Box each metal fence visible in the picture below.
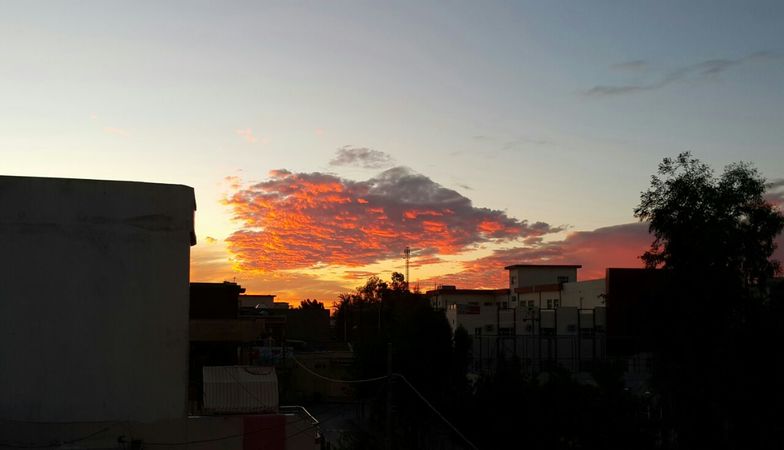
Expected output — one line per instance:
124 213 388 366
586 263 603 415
470 334 607 374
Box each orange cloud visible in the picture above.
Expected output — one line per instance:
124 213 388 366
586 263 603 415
224 167 560 272
425 223 654 288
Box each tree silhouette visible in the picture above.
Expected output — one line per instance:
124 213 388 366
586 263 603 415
297 298 326 310
635 152 783 284
635 152 784 449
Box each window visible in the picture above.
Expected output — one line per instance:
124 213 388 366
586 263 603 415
567 324 577 333
474 327 482 336
557 276 569 284
510 275 516 285
528 300 535 308
484 324 494 333
498 328 512 336
581 328 595 338
511 296 517 303
546 299 553 309
502 302 508 309
553 299 560 308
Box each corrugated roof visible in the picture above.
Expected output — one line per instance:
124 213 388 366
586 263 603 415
203 366 278 414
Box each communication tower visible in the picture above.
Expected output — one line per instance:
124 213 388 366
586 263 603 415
404 246 411 291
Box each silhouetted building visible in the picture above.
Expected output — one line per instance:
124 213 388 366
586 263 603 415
191 281 246 319
239 293 278 309
604 268 671 357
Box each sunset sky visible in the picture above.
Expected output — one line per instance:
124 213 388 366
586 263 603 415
3 2 783 304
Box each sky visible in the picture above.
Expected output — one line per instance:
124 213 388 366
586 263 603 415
3 1 783 305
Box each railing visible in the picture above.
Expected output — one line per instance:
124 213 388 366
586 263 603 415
470 333 608 374
280 405 320 425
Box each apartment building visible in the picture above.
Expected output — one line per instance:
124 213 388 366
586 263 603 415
428 264 608 373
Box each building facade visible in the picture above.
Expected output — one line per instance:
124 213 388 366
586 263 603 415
429 264 608 373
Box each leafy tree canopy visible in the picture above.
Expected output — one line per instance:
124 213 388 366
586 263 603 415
297 298 325 310
634 152 784 286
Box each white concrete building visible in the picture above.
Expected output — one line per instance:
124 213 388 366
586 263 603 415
0 176 320 450
430 264 609 373
0 176 196 423
431 288 511 336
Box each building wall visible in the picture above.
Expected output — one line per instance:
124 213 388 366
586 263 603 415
605 268 669 355
508 266 579 290
0 176 194 423
240 294 276 309
438 291 509 334
561 278 606 308
515 288 561 309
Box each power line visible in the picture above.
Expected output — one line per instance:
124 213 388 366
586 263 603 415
289 358 479 450
393 374 480 450
290 354 388 384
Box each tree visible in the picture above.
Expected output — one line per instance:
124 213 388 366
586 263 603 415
635 152 783 285
634 152 784 449
330 273 460 449
297 298 325 310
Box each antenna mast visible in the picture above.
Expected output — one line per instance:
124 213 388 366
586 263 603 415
404 246 411 291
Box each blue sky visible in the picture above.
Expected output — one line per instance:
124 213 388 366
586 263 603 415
3 1 783 300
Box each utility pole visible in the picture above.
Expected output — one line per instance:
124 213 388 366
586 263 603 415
386 342 393 450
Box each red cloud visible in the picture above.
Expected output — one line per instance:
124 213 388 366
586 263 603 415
426 223 654 288
224 167 560 271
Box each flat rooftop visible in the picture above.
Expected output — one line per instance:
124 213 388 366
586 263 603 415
504 264 582 270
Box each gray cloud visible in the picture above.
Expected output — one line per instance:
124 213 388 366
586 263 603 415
611 60 648 71
585 51 781 97
330 146 394 169
766 179 784 209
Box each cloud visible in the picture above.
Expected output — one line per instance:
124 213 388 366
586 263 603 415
502 136 550 149
585 51 781 97
224 167 560 271
766 179 784 266
409 255 444 268
330 146 394 169
236 128 262 144
611 60 648 71
766 178 784 207
224 175 242 190
425 223 653 288
103 127 129 137
245 271 351 306
342 270 379 281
